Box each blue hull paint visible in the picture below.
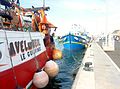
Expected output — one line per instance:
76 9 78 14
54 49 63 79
63 43 85 50
62 33 86 50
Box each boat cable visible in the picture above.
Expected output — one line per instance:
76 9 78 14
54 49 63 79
69 33 85 73
69 33 78 62
4 31 23 89
23 5 50 61
30 9 50 61
19 9 40 71
21 6 50 69
28 31 40 70
22 11 49 88
28 12 50 69
0 4 19 88
1 3 24 89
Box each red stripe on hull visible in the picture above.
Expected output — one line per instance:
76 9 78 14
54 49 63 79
0 48 53 89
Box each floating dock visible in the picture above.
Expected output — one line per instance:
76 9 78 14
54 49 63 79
72 42 120 89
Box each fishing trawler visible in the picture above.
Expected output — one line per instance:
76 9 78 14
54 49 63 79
0 0 62 89
62 24 91 50
62 32 87 50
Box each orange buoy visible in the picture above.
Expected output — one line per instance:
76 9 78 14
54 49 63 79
44 60 59 77
32 71 49 88
52 49 62 60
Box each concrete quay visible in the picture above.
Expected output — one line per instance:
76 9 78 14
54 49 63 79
72 42 120 89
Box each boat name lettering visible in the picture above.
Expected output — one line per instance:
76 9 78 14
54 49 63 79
20 47 41 61
9 39 40 57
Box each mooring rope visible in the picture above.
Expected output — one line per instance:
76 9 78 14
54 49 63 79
4 30 21 89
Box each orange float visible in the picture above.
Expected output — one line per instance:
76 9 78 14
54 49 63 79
52 49 62 60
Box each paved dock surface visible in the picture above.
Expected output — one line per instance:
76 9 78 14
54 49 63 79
98 40 120 68
72 42 120 89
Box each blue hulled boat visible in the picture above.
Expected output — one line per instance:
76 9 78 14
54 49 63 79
62 33 87 50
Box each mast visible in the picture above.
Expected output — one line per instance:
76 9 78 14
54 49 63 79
43 0 45 7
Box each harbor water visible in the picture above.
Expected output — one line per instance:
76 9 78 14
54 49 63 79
42 40 86 89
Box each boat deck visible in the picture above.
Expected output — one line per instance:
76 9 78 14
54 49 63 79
72 42 120 89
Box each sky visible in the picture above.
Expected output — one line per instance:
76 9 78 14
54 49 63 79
20 0 120 36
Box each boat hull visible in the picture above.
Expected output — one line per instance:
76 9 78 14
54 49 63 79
62 33 86 50
0 50 49 89
63 42 85 50
0 30 53 89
